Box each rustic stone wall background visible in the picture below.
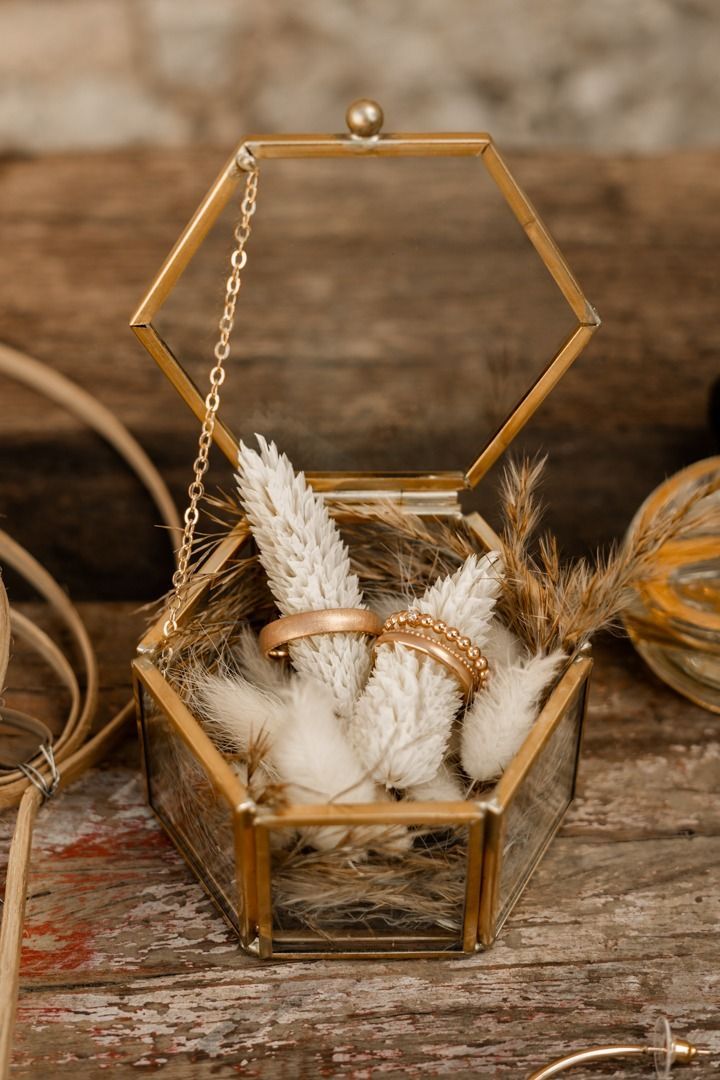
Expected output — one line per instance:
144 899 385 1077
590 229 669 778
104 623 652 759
1 0 719 153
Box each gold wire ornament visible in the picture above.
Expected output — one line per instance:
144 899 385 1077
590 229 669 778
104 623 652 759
131 100 600 959
527 1018 712 1080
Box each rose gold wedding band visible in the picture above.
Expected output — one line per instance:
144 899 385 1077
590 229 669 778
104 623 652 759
259 608 383 659
373 629 476 700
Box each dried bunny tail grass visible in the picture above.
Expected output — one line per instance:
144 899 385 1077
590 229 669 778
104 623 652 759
189 663 287 752
229 624 290 694
461 648 567 782
191 659 407 853
407 761 465 803
270 679 402 855
272 680 376 805
484 616 525 669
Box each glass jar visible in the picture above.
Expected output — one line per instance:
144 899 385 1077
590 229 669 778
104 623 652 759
623 457 720 713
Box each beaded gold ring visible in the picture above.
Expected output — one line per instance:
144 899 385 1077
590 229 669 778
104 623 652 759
373 609 489 700
259 608 383 659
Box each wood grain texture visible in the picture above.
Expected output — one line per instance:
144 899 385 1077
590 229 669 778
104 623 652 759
0 148 719 598
0 149 719 1075
1 606 718 1077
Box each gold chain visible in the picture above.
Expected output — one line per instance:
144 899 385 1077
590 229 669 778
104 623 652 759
159 155 259 672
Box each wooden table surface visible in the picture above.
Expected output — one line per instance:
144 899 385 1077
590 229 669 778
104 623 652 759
1 146 719 1077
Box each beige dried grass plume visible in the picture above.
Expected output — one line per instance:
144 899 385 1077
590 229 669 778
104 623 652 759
497 455 720 653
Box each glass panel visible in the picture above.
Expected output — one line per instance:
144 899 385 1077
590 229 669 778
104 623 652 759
494 670 588 932
265 820 472 954
155 154 577 479
140 687 241 933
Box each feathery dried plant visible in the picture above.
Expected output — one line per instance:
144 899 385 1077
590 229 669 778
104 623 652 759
497 456 720 653
350 553 501 789
335 456 720 656
236 436 372 719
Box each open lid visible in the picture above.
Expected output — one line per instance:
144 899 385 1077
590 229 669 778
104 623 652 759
131 101 599 498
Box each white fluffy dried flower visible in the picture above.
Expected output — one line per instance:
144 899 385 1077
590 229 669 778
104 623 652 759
236 436 371 718
196 668 387 851
191 632 409 850
461 648 566 782
407 761 465 803
351 553 502 790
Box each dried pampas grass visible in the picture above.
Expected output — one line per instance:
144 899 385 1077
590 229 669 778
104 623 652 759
339 455 720 657
497 456 720 653
270 827 468 934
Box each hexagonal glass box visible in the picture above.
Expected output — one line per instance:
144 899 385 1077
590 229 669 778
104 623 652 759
131 107 598 959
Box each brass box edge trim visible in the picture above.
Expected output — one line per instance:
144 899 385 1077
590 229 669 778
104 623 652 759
481 142 597 325
242 132 492 158
478 802 504 947
138 521 252 652
132 655 249 809
257 949 466 962
464 323 598 489
489 803 572 943
492 653 592 810
254 800 484 828
462 817 485 953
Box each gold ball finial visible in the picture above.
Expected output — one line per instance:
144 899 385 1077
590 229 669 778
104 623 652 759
345 99 384 138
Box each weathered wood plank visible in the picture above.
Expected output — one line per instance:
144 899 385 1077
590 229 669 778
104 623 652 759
1 146 719 1074
1 614 717 1077
1 149 719 598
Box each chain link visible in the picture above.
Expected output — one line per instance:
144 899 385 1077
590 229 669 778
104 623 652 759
158 158 259 673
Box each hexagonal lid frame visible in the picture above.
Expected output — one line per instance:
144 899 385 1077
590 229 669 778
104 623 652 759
130 123 600 495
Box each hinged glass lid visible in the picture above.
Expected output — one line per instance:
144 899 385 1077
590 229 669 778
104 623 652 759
131 101 599 494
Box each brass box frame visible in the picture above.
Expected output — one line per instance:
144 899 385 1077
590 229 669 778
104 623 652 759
130 128 599 494
131 121 598 959
133 522 592 960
